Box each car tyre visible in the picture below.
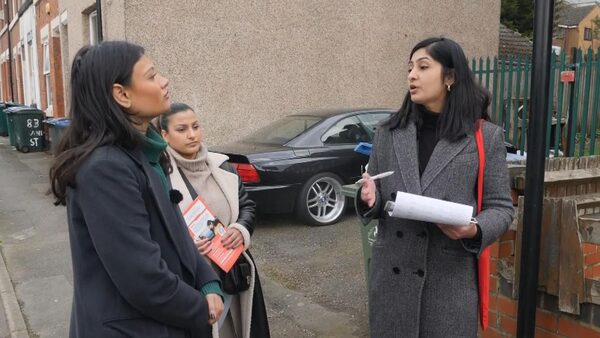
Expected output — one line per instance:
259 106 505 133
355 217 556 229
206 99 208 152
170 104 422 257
296 172 346 226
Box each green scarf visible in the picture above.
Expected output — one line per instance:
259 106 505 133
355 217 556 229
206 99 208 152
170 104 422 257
141 128 169 192
140 128 222 298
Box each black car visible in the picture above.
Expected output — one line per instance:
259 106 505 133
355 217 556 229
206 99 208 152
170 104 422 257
211 108 394 225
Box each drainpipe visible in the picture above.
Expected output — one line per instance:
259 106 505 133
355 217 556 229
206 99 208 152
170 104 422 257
96 0 103 43
5 0 14 101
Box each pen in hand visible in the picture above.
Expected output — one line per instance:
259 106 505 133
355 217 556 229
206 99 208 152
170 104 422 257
355 171 394 185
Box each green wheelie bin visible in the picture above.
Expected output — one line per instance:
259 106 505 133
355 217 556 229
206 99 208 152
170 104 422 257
0 103 7 137
6 106 45 153
5 103 26 146
342 183 377 288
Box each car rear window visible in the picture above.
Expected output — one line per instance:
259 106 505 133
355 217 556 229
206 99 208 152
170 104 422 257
243 116 322 145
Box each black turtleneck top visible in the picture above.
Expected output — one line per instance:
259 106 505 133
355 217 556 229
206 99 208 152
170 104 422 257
418 107 440 176
416 108 482 242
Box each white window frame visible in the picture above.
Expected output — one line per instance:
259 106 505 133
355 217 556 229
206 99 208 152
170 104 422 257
585 27 593 41
88 10 98 45
26 41 35 105
42 41 50 74
19 41 24 62
11 0 17 18
42 40 52 109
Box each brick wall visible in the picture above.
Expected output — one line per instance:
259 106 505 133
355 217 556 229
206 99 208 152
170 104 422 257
583 243 600 280
35 0 64 116
50 36 64 116
482 228 600 337
11 23 22 103
15 55 23 103
1 61 9 101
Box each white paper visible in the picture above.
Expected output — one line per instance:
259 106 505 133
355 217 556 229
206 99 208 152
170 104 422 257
387 191 473 227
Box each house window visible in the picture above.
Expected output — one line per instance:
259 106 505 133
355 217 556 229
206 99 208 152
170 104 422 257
585 27 593 41
88 10 98 45
43 42 52 107
27 41 35 106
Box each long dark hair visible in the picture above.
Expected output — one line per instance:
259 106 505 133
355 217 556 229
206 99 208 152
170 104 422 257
157 102 195 132
49 41 146 205
384 37 490 141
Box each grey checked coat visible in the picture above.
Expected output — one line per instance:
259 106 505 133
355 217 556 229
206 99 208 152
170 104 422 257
358 120 514 338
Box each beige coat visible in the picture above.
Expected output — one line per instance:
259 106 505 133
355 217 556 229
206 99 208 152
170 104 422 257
168 150 256 338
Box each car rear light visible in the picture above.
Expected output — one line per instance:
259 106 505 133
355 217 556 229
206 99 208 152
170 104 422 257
232 163 260 183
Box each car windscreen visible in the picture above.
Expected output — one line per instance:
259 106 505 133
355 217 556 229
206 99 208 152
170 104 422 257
242 115 322 145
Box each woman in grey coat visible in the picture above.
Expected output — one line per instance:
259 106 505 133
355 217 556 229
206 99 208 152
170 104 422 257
358 37 514 337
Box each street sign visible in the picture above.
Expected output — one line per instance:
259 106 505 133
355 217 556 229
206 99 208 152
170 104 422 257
560 70 575 83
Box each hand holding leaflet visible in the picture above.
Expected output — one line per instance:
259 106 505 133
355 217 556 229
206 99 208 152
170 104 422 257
183 197 244 272
384 191 474 227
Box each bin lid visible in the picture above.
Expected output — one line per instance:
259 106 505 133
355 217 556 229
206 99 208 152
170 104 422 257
44 118 71 127
354 142 372 156
3 102 25 108
5 106 44 115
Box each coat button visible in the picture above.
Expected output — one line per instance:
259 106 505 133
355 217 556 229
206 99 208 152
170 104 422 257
414 269 425 277
396 231 403 238
392 267 400 274
417 231 427 238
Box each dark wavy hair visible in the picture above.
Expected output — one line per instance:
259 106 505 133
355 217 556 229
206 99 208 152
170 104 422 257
384 37 490 141
49 41 166 205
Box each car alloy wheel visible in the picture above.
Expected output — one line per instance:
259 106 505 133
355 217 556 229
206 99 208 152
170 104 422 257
298 173 346 225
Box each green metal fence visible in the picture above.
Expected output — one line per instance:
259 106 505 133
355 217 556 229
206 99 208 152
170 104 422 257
471 49 600 157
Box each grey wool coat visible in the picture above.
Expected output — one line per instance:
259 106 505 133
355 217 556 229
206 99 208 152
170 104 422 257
358 121 514 338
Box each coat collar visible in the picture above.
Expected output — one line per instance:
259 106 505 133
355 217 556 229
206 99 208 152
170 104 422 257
392 122 472 194
204 152 240 222
392 123 422 195
420 135 471 192
121 146 196 276
167 148 240 223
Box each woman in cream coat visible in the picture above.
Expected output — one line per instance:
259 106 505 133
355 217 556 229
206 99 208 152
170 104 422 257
159 103 270 338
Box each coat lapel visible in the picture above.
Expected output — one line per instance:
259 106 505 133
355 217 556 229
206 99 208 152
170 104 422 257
392 123 422 195
206 152 240 222
420 136 471 193
128 148 196 276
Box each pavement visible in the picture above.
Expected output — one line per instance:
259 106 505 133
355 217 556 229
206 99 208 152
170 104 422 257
0 136 370 338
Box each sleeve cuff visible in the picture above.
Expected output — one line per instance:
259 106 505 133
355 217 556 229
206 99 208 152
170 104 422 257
200 281 223 300
229 223 251 249
460 224 482 255
355 186 381 225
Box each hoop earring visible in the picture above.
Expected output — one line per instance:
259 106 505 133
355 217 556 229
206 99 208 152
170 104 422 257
446 84 451 92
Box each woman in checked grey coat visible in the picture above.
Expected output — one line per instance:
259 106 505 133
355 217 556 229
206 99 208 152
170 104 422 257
358 37 514 337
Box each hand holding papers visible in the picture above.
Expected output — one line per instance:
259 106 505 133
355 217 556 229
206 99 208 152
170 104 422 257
183 197 244 272
384 191 474 227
